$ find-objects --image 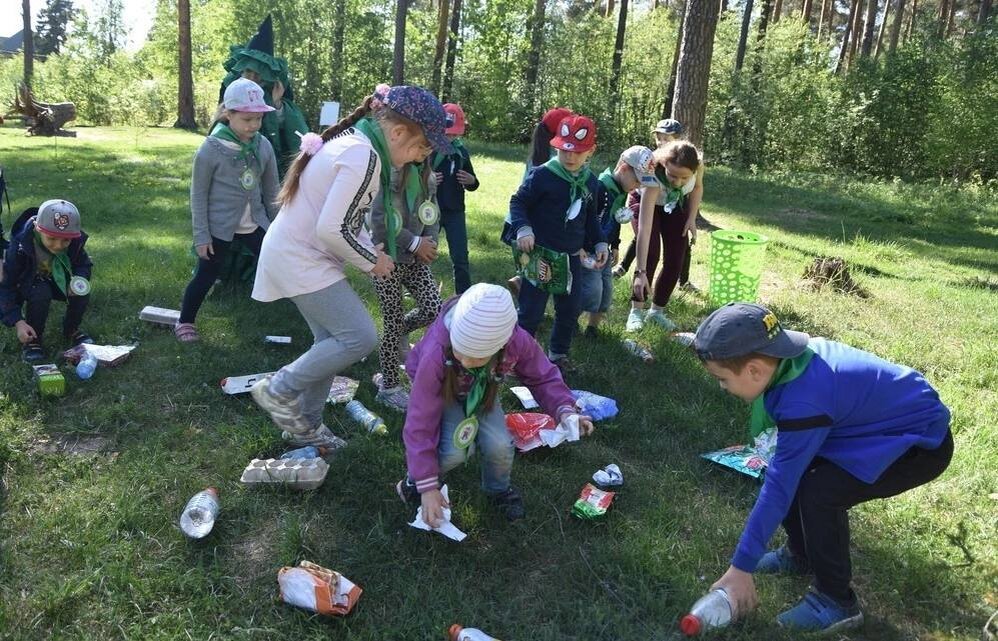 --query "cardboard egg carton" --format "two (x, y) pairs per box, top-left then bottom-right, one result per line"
(139, 306), (181, 326)
(240, 457), (329, 490)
